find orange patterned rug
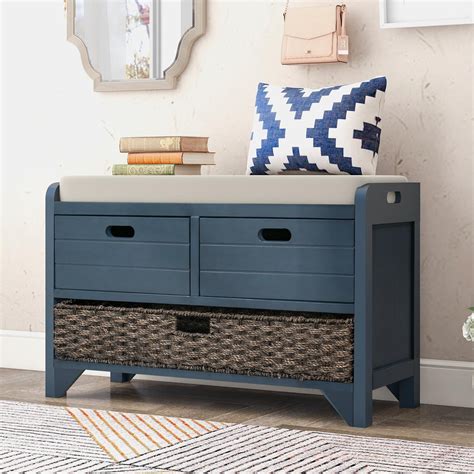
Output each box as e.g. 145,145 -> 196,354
0,400 -> 472,473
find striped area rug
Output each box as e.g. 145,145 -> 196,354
0,400 -> 472,473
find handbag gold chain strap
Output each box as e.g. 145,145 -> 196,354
284,1 -> 346,18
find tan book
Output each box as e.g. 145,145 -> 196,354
119,136 -> 209,153
127,152 -> 215,165
112,164 -> 202,175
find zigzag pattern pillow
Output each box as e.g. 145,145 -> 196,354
247,77 -> 387,175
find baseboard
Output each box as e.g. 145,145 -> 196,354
1,330 -> 472,408
0,330 -> 46,372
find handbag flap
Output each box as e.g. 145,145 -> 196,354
284,5 -> 337,40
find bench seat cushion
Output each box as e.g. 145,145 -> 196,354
59,175 -> 407,205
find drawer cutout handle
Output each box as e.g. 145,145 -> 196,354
259,228 -> 292,242
176,316 -> 210,335
106,225 -> 135,238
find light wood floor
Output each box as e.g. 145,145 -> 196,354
1,368 -> 472,447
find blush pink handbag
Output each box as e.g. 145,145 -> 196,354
281,3 -> 348,65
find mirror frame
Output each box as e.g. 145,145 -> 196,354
67,0 -> 206,91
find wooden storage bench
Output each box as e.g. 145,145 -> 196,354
46,175 -> 420,427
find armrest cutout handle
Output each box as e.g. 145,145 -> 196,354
387,191 -> 402,204
106,225 -> 135,238
259,228 -> 292,242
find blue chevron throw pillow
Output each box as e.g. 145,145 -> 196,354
247,77 -> 387,175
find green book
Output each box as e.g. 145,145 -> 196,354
112,164 -> 201,175
112,164 -> 174,175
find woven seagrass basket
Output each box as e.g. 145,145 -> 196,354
54,301 -> 354,383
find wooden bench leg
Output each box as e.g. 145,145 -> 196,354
322,386 -> 373,428
388,374 -> 420,409
110,372 -> 135,383
46,367 -> 84,398
322,388 -> 356,427
353,385 -> 373,428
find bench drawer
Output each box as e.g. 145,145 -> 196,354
200,246 -> 353,275
54,216 -> 190,295
55,216 -> 189,242
55,265 -> 189,295
55,241 -> 189,269
200,218 -> 354,246
200,218 -> 354,303
200,272 -> 353,302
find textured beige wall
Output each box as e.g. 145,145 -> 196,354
1,0 -> 472,361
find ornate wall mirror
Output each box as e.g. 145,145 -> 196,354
67,0 -> 206,91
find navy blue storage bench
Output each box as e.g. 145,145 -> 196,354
45,175 -> 420,428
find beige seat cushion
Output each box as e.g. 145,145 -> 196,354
59,175 -> 408,205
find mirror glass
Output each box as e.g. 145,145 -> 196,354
74,0 -> 194,81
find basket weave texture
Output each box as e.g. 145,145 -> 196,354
54,301 -> 354,383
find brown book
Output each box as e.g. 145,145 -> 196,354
119,136 -> 209,153
128,152 -> 215,165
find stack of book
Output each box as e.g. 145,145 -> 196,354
113,136 -> 214,175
